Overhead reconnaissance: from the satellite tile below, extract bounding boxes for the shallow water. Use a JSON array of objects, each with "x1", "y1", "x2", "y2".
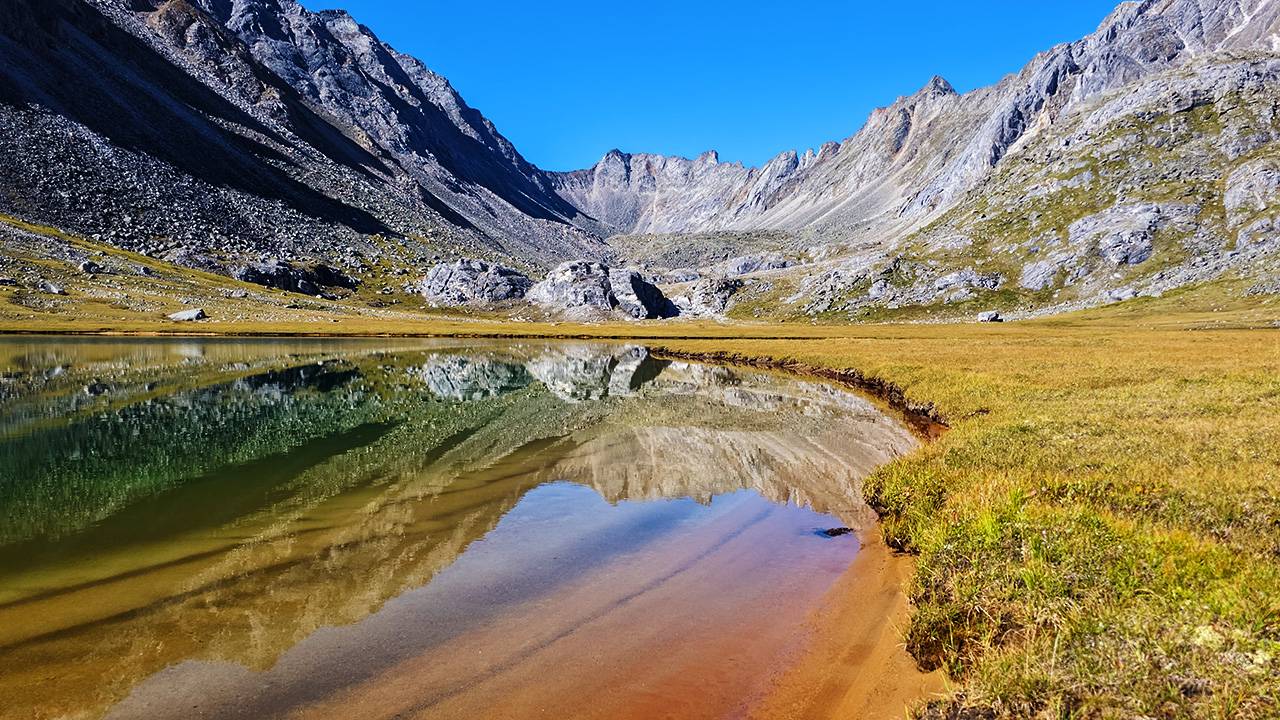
[{"x1": 0, "y1": 338, "x2": 917, "y2": 720}]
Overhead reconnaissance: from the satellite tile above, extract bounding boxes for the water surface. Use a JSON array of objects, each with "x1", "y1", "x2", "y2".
[{"x1": 0, "y1": 338, "x2": 916, "y2": 720}]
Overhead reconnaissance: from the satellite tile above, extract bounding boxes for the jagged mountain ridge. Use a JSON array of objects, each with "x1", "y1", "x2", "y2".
[
  {"x1": 551, "y1": 0, "x2": 1280, "y2": 241},
  {"x1": 0, "y1": 0, "x2": 604, "y2": 277}
]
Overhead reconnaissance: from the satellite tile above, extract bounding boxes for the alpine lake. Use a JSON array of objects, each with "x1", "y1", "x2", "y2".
[{"x1": 0, "y1": 337, "x2": 922, "y2": 720}]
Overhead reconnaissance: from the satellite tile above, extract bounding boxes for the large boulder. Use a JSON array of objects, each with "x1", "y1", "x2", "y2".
[
  {"x1": 719, "y1": 254, "x2": 792, "y2": 277},
  {"x1": 683, "y1": 277, "x2": 744, "y2": 316},
  {"x1": 609, "y1": 268, "x2": 677, "y2": 319},
  {"x1": 1067, "y1": 203, "x2": 1197, "y2": 267},
  {"x1": 528, "y1": 261, "x2": 614, "y2": 313},
  {"x1": 528, "y1": 261, "x2": 676, "y2": 320},
  {"x1": 233, "y1": 260, "x2": 357, "y2": 297},
  {"x1": 167, "y1": 308, "x2": 207, "y2": 321},
  {"x1": 418, "y1": 259, "x2": 532, "y2": 305}
]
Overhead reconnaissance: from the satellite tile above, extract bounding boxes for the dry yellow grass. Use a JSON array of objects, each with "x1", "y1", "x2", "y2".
[
  {"x1": 4, "y1": 212, "x2": 1280, "y2": 717},
  {"x1": 652, "y1": 323, "x2": 1280, "y2": 719}
]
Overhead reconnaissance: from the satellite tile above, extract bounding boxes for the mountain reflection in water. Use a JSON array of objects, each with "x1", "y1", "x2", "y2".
[{"x1": 0, "y1": 338, "x2": 917, "y2": 720}]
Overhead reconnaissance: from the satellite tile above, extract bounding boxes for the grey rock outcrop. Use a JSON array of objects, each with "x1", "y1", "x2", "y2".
[
  {"x1": 418, "y1": 260, "x2": 532, "y2": 306},
  {"x1": 1068, "y1": 204, "x2": 1176, "y2": 266},
  {"x1": 679, "y1": 277, "x2": 745, "y2": 316},
  {"x1": 233, "y1": 260, "x2": 357, "y2": 297},
  {"x1": 528, "y1": 261, "x2": 676, "y2": 319},
  {"x1": 1225, "y1": 158, "x2": 1280, "y2": 240}
]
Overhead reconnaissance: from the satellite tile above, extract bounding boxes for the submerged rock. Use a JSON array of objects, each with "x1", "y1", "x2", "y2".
[{"x1": 418, "y1": 259, "x2": 532, "y2": 306}]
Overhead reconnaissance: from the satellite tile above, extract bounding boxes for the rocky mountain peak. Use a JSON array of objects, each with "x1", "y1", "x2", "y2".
[{"x1": 921, "y1": 74, "x2": 957, "y2": 97}]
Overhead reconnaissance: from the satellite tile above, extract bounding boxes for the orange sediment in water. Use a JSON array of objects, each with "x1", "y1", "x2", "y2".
[{"x1": 0, "y1": 338, "x2": 938, "y2": 720}]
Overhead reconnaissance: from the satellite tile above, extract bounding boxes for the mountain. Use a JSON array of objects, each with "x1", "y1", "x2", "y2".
[
  {"x1": 0, "y1": 0, "x2": 604, "y2": 277},
  {"x1": 0, "y1": 0, "x2": 1277, "y2": 318},
  {"x1": 553, "y1": 0, "x2": 1280, "y2": 240},
  {"x1": 550, "y1": 0, "x2": 1280, "y2": 317}
]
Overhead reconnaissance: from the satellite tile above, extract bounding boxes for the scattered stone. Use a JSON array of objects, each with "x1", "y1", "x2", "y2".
[
  {"x1": 78, "y1": 260, "x2": 103, "y2": 274},
  {"x1": 1246, "y1": 279, "x2": 1280, "y2": 296},
  {"x1": 38, "y1": 281, "x2": 66, "y2": 295},
  {"x1": 167, "y1": 308, "x2": 207, "y2": 321},
  {"x1": 0, "y1": 277, "x2": 16, "y2": 287},
  {"x1": 977, "y1": 310, "x2": 1003, "y2": 323},
  {"x1": 233, "y1": 260, "x2": 357, "y2": 297}
]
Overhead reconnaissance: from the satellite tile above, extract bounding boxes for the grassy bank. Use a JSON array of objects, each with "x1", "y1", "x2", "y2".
[
  {"x1": 654, "y1": 323, "x2": 1279, "y2": 719},
  {"x1": 2, "y1": 234, "x2": 1278, "y2": 717}
]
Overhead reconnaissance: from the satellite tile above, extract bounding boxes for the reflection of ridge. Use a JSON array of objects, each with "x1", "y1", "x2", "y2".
[
  {"x1": 0, "y1": 339, "x2": 919, "y2": 720},
  {"x1": 0, "y1": 432, "x2": 574, "y2": 720},
  {"x1": 537, "y1": 425, "x2": 911, "y2": 530}
]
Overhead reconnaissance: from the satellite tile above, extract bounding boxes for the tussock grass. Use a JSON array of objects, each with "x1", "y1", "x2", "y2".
[{"x1": 657, "y1": 323, "x2": 1280, "y2": 718}]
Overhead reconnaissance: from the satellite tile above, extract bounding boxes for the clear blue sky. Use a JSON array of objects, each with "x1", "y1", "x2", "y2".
[{"x1": 297, "y1": 1, "x2": 1120, "y2": 171}]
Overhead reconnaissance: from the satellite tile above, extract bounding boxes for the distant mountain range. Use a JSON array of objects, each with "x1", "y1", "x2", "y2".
[{"x1": 1, "y1": 0, "x2": 1278, "y2": 318}]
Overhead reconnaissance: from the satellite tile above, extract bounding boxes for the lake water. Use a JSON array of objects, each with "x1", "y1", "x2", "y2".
[{"x1": 0, "y1": 338, "x2": 917, "y2": 720}]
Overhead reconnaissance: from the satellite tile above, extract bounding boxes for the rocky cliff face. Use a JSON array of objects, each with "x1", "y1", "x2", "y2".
[
  {"x1": 0, "y1": 0, "x2": 604, "y2": 279},
  {"x1": 552, "y1": 0, "x2": 1280, "y2": 240},
  {"x1": 549, "y1": 0, "x2": 1280, "y2": 317}
]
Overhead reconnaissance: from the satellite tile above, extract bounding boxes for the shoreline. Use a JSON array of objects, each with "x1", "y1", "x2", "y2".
[{"x1": 749, "y1": 533, "x2": 947, "y2": 720}]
